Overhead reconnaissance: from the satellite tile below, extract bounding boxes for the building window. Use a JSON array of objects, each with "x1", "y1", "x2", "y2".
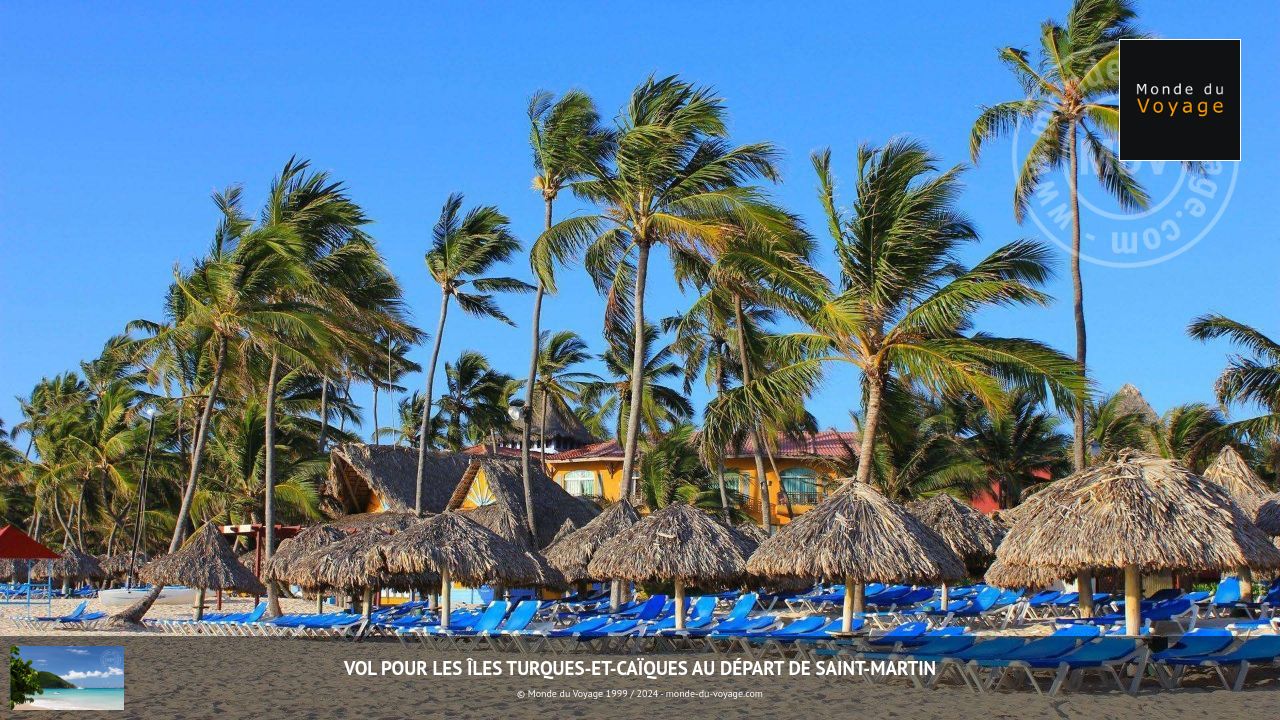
[
  {"x1": 780, "y1": 468, "x2": 820, "y2": 505},
  {"x1": 720, "y1": 471, "x2": 749, "y2": 495},
  {"x1": 564, "y1": 470, "x2": 598, "y2": 498}
]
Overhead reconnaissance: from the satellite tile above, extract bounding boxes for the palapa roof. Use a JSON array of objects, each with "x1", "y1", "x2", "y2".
[
  {"x1": 329, "y1": 511, "x2": 419, "y2": 532},
  {"x1": 100, "y1": 552, "x2": 149, "y2": 579},
  {"x1": 587, "y1": 503, "x2": 751, "y2": 585},
  {"x1": 31, "y1": 547, "x2": 106, "y2": 581},
  {"x1": 1113, "y1": 383, "x2": 1160, "y2": 424},
  {"x1": 984, "y1": 557, "x2": 1074, "y2": 589},
  {"x1": 1255, "y1": 494, "x2": 1280, "y2": 536},
  {"x1": 992, "y1": 451, "x2": 1280, "y2": 581},
  {"x1": 324, "y1": 444, "x2": 473, "y2": 515},
  {"x1": 139, "y1": 523, "x2": 266, "y2": 593},
  {"x1": 288, "y1": 528, "x2": 438, "y2": 593},
  {"x1": 1203, "y1": 445, "x2": 1271, "y2": 517},
  {"x1": 543, "y1": 500, "x2": 640, "y2": 583},
  {"x1": 503, "y1": 390, "x2": 597, "y2": 445},
  {"x1": 907, "y1": 493, "x2": 1005, "y2": 563},
  {"x1": 323, "y1": 445, "x2": 598, "y2": 549},
  {"x1": 262, "y1": 524, "x2": 347, "y2": 584},
  {"x1": 367, "y1": 511, "x2": 541, "y2": 587},
  {"x1": 467, "y1": 457, "x2": 599, "y2": 549},
  {"x1": 747, "y1": 481, "x2": 966, "y2": 584}
]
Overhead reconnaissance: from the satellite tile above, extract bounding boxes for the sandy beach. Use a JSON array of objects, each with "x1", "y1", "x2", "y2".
[{"x1": 4, "y1": 598, "x2": 1277, "y2": 720}]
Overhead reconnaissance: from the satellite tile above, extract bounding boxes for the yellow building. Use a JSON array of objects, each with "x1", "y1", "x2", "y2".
[{"x1": 545, "y1": 431, "x2": 857, "y2": 526}]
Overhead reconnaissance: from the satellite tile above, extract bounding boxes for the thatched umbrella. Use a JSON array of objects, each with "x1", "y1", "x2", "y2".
[
  {"x1": 140, "y1": 523, "x2": 266, "y2": 620},
  {"x1": 908, "y1": 493, "x2": 1005, "y2": 607},
  {"x1": 549, "y1": 518, "x2": 580, "y2": 545},
  {"x1": 31, "y1": 548, "x2": 106, "y2": 585},
  {"x1": 990, "y1": 451, "x2": 1280, "y2": 635},
  {"x1": 366, "y1": 511, "x2": 539, "y2": 628},
  {"x1": 329, "y1": 511, "x2": 419, "y2": 532},
  {"x1": 1203, "y1": 445, "x2": 1273, "y2": 599},
  {"x1": 748, "y1": 481, "x2": 965, "y2": 632},
  {"x1": 288, "y1": 528, "x2": 439, "y2": 619},
  {"x1": 588, "y1": 503, "x2": 750, "y2": 630},
  {"x1": 543, "y1": 500, "x2": 640, "y2": 583},
  {"x1": 263, "y1": 523, "x2": 347, "y2": 612},
  {"x1": 100, "y1": 552, "x2": 149, "y2": 582}
]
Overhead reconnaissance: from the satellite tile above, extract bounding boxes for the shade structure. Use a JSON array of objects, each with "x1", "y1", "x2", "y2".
[
  {"x1": 991, "y1": 451, "x2": 1280, "y2": 635},
  {"x1": 0, "y1": 558, "x2": 29, "y2": 581},
  {"x1": 748, "y1": 480, "x2": 965, "y2": 631},
  {"x1": 549, "y1": 518, "x2": 580, "y2": 545},
  {"x1": 908, "y1": 493, "x2": 1004, "y2": 608},
  {"x1": 366, "y1": 511, "x2": 541, "y2": 627},
  {"x1": 30, "y1": 548, "x2": 106, "y2": 582},
  {"x1": 1257, "y1": 495, "x2": 1280, "y2": 536},
  {"x1": 262, "y1": 524, "x2": 347, "y2": 584},
  {"x1": 288, "y1": 528, "x2": 439, "y2": 618},
  {"x1": 543, "y1": 500, "x2": 640, "y2": 583},
  {"x1": 140, "y1": 523, "x2": 266, "y2": 619},
  {"x1": 1203, "y1": 446, "x2": 1270, "y2": 517},
  {"x1": 587, "y1": 503, "x2": 751, "y2": 630},
  {"x1": 101, "y1": 552, "x2": 149, "y2": 580},
  {"x1": 328, "y1": 511, "x2": 420, "y2": 532},
  {"x1": 0, "y1": 525, "x2": 59, "y2": 560}
]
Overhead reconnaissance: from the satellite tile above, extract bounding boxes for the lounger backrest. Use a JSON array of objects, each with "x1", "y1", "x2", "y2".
[
  {"x1": 691, "y1": 596, "x2": 717, "y2": 619},
  {"x1": 470, "y1": 601, "x2": 511, "y2": 633},
  {"x1": 1028, "y1": 590, "x2": 1061, "y2": 604},
  {"x1": 1149, "y1": 598, "x2": 1192, "y2": 619},
  {"x1": 66, "y1": 600, "x2": 88, "y2": 619},
  {"x1": 1212, "y1": 577, "x2": 1242, "y2": 605},
  {"x1": 971, "y1": 586, "x2": 1003, "y2": 611},
  {"x1": 895, "y1": 587, "x2": 934, "y2": 606},
  {"x1": 1168, "y1": 629, "x2": 1232, "y2": 655},
  {"x1": 726, "y1": 593, "x2": 757, "y2": 621},
  {"x1": 634, "y1": 595, "x2": 668, "y2": 621},
  {"x1": 499, "y1": 601, "x2": 540, "y2": 631},
  {"x1": 245, "y1": 602, "x2": 267, "y2": 623},
  {"x1": 1053, "y1": 592, "x2": 1080, "y2": 605},
  {"x1": 565, "y1": 616, "x2": 610, "y2": 633}
]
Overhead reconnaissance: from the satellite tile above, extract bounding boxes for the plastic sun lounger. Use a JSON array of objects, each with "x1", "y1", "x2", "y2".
[
  {"x1": 1136, "y1": 628, "x2": 1234, "y2": 690},
  {"x1": 925, "y1": 636, "x2": 1030, "y2": 690},
  {"x1": 964, "y1": 626, "x2": 1102, "y2": 691},
  {"x1": 1159, "y1": 635, "x2": 1280, "y2": 691},
  {"x1": 419, "y1": 601, "x2": 510, "y2": 648},
  {"x1": 1058, "y1": 598, "x2": 1197, "y2": 633},
  {"x1": 751, "y1": 618, "x2": 851, "y2": 660},
  {"x1": 510, "y1": 616, "x2": 611, "y2": 654},
  {"x1": 730, "y1": 616, "x2": 827, "y2": 657},
  {"x1": 454, "y1": 600, "x2": 542, "y2": 651},
  {"x1": 991, "y1": 638, "x2": 1145, "y2": 695}
]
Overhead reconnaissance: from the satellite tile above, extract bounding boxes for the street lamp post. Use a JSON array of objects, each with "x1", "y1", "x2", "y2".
[{"x1": 126, "y1": 406, "x2": 158, "y2": 590}]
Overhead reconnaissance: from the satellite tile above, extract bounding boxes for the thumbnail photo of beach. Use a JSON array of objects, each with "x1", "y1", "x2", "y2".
[{"x1": 10, "y1": 645, "x2": 124, "y2": 711}]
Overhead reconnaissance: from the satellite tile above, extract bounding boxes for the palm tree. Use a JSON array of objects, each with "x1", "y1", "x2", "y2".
[
  {"x1": 435, "y1": 351, "x2": 512, "y2": 451},
  {"x1": 535, "y1": 75, "x2": 786, "y2": 500},
  {"x1": 414, "y1": 194, "x2": 532, "y2": 514},
  {"x1": 952, "y1": 389, "x2": 1071, "y2": 507},
  {"x1": 1188, "y1": 314, "x2": 1280, "y2": 441},
  {"x1": 708, "y1": 140, "x2": 1086, "y2": 499},
  {"x1": 578, "y1": 322, "x2": 693, "y2": 453},
  {"x1": 520, "y1": 90, "x2": 613, "y2": 537},
  {"x1": 357, "y1": 333, "x2": 419, "y2": 446},
  {"x1": 970, "y1": 0, "x2": 1146, "y2": 471},
  {"x1": 1145, "y1": 402, "x2": 1229, "y2": 472}
]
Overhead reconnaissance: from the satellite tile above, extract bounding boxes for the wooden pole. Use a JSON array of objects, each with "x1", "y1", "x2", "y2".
[
  {"x1": 216, "y1": 588, "x2": 222, "y2": 610},
  {"x1": 1077, "y1": 569, "x2": 1095, "y2": 618},
  {"x1": 841, "y1": 573, "x2": 855, "y2": 632},
  {"x1": 194, "y1": 587, "x2": 206, "y2": 621},
  {"x1": 362, "y1": 587, "x2": 373, "y2": 620},
  {"x1": 940, "y1": 582, "x2": 950, "y2": 610},
  {"x1": 316, "y1": 593, "x2": 325, "y2": 614},
  {"x1": 852, "y1": 582, "x2": 865, "y2": 614},
  {"x1": 1124, "y1": 564, "x2": 1141, "y2": 637},
  {"x1": 674, "y1": 580, "x2": 686, "y2": 630},
  {"x1": 1239, "y1": 567, "x2": 1253, "y2": 602},
  {"x1": 440, "y1": 567, "x2": 452, "y2": 629},
  {"x1": 610, "y1": 578, "x2": 621, "y2": 611}
]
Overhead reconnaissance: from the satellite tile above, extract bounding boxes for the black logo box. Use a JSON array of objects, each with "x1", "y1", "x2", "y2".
[{"x1": 1119, "y1": 39, "x2": 1240, "y2": 162}]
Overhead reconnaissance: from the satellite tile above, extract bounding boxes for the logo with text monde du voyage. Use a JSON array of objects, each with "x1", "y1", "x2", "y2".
[{"x1": 1014, "y1": 38, "x2": 1239, "y2": 269}]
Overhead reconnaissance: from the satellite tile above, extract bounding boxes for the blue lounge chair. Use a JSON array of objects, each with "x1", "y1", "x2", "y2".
[
  {"x1": 1159, "y1": 635, "x2": 1280, "y2": 691},
  {"x1": 508, "y1": 616, "x2": 610, "y2": 654},
  {"x1": 1137, "y1": 628, "x2": 1234, "y2": 690},
  {"x1": 1202, "y1": 577, "x2": 1242, "y2": 616},
  {"x1": 925, "y1": 636, "x2": 1030, "y2": 690},
  {"x1": 992, "y1": 638, "x2": 1144, "y2": 695},
  {"x1": 928, "y1": 586, "x2": 1003, "y2": 627},
  {"x1": 418, "y1": 601, "x2": 510, "y2": 647},
  {"x1": 964, "y1": 626, "x2": 1101, "y2": 690},
  {"x1": 458, "y1": 600, "x2": 541, "y2": 650},
  {"x1": 1058, "y1": 597, "x2": 1197, "y2": 633}
]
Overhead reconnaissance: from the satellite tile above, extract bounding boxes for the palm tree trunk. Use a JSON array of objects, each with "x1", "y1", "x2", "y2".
[
  {"x1": 263, "y1": 351, "x2": 283, "y2": 618},
  {"x1": 415, "y1": 291, "x2": 450, "y2": 515},
  {"x1": 619, "y1": 242, "x2": 651, "y2": 502},
  {"x1": 716, "y1": 462, "x2": 730, "y2": 523},
  {"x1": 171, "y1": 339, "x2": 228, "y2": 551},
  {"x1": 855, "y1": 372, "x2": 884, "y2": 486},
  {"x1": 371, "y1": 383, "x2": 379, "y2": 446},
  {"x1": 733, "y1": 297, "x2": 773, "y2": 531},
  {"x1": 519, "y1": 197, "x2": 553, "y2": 541},
  {"x1": 1068, "y1": 122, "x2": 1087, "y2": 473},
  {"x1": 110, "y1": 339, "x2": 227, "y2": 627},
  {"x1": 764, "y1": 444, "x2": 794, "y2": 525},
  {"x1": 317, "y1": 376, "x2": 329, "y2": 450}
]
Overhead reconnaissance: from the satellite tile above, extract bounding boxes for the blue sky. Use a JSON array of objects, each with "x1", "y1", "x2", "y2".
[
  {"x1": 16, "y1": 646, "x2": 124, "y2": 688},
  {"x1": 2, "y1": 1, "x2": 1277, "y2": 437}
]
